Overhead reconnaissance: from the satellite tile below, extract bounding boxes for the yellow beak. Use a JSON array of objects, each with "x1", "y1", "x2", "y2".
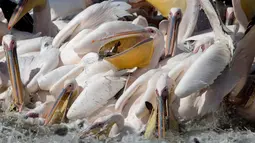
[
  {"x1": 144, "y1": 102, "x2": 157, "y2": 139},
  {"x1": 4, "y1": 43, "x2": 24, "y2": 112},
  {"x1": 44, "y1": 87, "x2": 78, "y2": 125},
  {"x1": 8, "y1": 0, "x2": 45, "y2": 29},
  {"x1": 101, "y1": 36, "x2": 155, "y2": 70}
]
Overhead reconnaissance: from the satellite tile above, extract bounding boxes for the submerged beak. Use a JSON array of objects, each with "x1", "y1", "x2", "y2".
[
  {"x1": 8, "y1": 0, "x2": 45, "y2": 29},
  {"x1": 80, "y1": 122, "x2": 115, "y2": 139},
  {"x1": 144, "y1": 102, "x2": 157, "y2": 139},
  {"x1": 4, "y1": 43, "x2": 24, "y2": 112},
  {"x1": 44, "y1": 86, "x2": 78, "y2": 125},
  {"x1": 165, "y1": 13, "x2": 181, "y2": 57}
]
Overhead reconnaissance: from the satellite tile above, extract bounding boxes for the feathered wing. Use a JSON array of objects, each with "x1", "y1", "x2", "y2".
[
  {"x1": 196, "y1": 26, "x2": 255, "y2": 115},
  {"x1": 115, "y1": 69, "x2": 158, "y2": 111},
  {"x1": 175, "y1": 43, "x2": 231, "y2": 98},
  {"x1": 37, "y1": 65, "x2": 75, "y2": 91},
  {"x1": 52, "y1": 1, "x2": 131, "y2": 48}
]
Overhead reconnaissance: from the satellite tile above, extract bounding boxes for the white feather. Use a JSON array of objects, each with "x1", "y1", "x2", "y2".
[
  {"x1": 52, "y1": 1, "x2": 131, "y2": 48},
  {"x1": 175, "y1": 43, "x2": 231, "y2": 98}
]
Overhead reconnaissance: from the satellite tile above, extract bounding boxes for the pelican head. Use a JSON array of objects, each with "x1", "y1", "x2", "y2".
[
  {"x1": 8, "y1": 0, "x2": 46, "y2": 29},
  {"x1": 155, "y1": 73, "x2": 169, "y2": 138},
  {"x1": 44, "y1": 79, "x2": 79, "y2": 125},
  {"x1": 3, "y1": 35, "x2": 24, "y2": 112},
  {"x1": 165, "y1": 8, "x2": 182, "y2": 57},
  {"x1": 80, "y1": 114, "x2": 124, "y2": 139}
]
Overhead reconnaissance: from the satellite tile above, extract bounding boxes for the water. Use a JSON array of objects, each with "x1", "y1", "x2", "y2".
[{"x1": 1, "y1": 104, "x2": 255, "y2": 143}]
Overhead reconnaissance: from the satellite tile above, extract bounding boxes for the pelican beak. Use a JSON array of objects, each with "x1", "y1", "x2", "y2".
[
  {"x1": 80, "y1": 121, "x2": 115, "y2": 139},
  {"x1": 165, "y1": 10, "x2": 182, "y2": 57},
  {"x1": 44, "y1": 86, "x2": 78, "y2": 125},
  {"x1": 155, "y1": 88, "x2": 169, "y2": 138},
  {"x1": 99, "y1": 29, "x2": 150, "y2": 42},
  {"x1": 8, "y1": 0, "x2": 45, "y2": 29},
  {"x1": 103, "y1": 37, "x2": 154, "y2": 70},
  {"x1": 144, "y1": 102, "x2": 157, "y2": 139},
  {"x1": 3, "y1": 39, "x2": 24, "y2": 112}
]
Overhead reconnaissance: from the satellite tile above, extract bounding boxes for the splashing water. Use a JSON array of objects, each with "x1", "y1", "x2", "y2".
[{"x1": 0, "y1": 103, "x2": 255, "y2": 143}]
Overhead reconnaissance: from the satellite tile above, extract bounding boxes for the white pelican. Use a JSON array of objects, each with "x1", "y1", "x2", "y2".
[
  {"x1": 44, "y1": 79, "x2": 80, "y2": 125},
  {"x1": 174, "y1": 0, "x2": 234, "y2": 98},
  {"x1": 196, "y1": 0, "x2": 255, "y2": 116},
  {"x1": 60, "y1": 21, "x2": 145, "y2": 65}
]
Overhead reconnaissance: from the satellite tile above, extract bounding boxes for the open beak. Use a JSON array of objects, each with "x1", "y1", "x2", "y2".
[
  {"x1": 165, "y1": 13, "x2": 181, "y2": 57},
  {"x1": 102, "y1": 37, "x2": 154, "y2": 70},
  {"x1": 8, "y1": 0, "x2": 44, "y2": 30},
  {"x1": 44, "y1": 87, "x2": 78, "y2": 125},
  {"x1": 4, "y1": 43, "x2": 24, "y2": 112}
]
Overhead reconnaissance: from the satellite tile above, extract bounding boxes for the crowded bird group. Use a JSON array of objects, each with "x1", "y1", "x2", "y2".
[{"x1": 0, "y1": 0, "x2": 254, "y2": 140}]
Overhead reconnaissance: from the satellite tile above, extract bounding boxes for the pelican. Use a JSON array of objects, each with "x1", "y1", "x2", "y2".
[
  {"x1": 2, "y1": 34, "x2": 27, "y2": 112},
  {"x1": 8, "y1": 0, "x2": 59, "y2": 37},
  {"x1": 52, "y1": 1, "x2": 131, "y2": 48},
  {"x1": 196, "y1": 0, "x2": 255, "y2": 116},
  {"x1": 44, "y1": 79, "x2": 80, "y2": 125},
  {"x1": 158, "y1": 0, "x2": 201, "y2": 56},
  {"x1": 147, "y1": 73, "x2": 178, "y2": 138},
  {"x1": 174, "y1": 0, "x2": 234, "y2": 98},
  {"x1": 59, "y1": 24, "x2": 164, "y2": 90},
  {"x1": 0, "y1": 36, "x2": 59, "y2": 98}
]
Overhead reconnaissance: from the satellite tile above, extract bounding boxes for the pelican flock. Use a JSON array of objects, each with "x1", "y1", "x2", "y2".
[{"x1": 0, "y1": 0, "x2": 255, "y2": 141}]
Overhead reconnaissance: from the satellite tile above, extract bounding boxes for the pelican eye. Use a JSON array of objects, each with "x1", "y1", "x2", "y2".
[
  {"x1": 148, "y1": 28, "x2": 155, "y2": 33},
  {"x1": 44, "y1": 42, "x2": 49, "y2": 47}
]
